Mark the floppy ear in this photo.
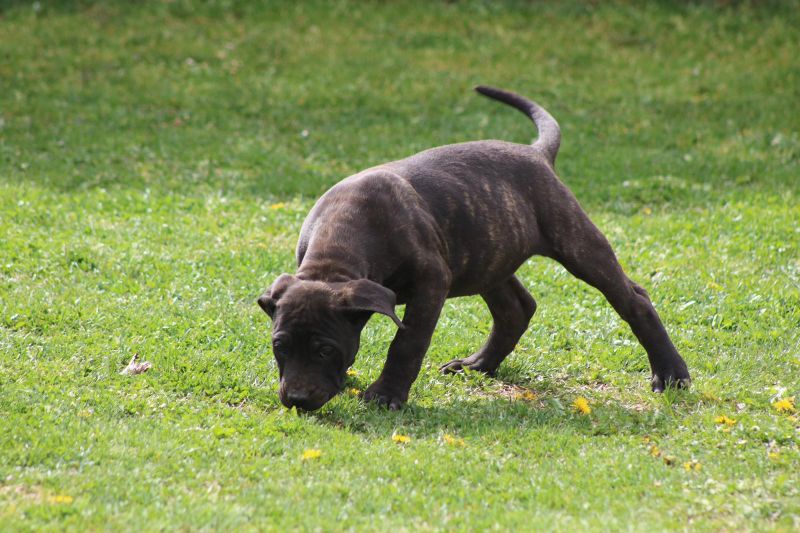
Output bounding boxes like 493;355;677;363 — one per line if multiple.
335;278;404;328
257;274;297;318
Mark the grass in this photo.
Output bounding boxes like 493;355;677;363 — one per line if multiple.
1;0;799;530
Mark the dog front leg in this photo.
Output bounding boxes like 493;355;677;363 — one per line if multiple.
363;286;447;409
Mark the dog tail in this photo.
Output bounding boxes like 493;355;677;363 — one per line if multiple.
475;85;561;165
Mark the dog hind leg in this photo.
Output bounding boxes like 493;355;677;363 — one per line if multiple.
440;275;536;376
549;220;690;391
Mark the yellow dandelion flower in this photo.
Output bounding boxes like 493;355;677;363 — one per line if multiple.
301;449;322;461
392;434;411;444
642;435;651;443
768;452;780;461
772;397;795;413
348;388;361;396
516;390;537;401
650;445;661;458
683;461;701;471
707;281;722;291
49;495;73;504
642;207;652;215
270;202;286;210
443;434;465;447
714;415;736;426
573;396;591;414
346;369;359;377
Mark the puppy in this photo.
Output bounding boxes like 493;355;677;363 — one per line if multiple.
258;86;690;411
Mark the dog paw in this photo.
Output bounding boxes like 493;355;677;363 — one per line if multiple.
651;373;691;393
362;383;407;410
439;358;466;374
439;356;497;376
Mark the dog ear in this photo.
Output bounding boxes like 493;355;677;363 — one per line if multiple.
257;274;297;318
335;279;404;328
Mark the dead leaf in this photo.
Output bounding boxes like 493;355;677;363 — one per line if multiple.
120;354;152;376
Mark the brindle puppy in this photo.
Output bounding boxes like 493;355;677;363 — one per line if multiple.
258;86;690;411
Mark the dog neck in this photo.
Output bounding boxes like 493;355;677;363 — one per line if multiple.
296;254;368;284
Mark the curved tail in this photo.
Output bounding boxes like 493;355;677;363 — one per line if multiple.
475;85;561;165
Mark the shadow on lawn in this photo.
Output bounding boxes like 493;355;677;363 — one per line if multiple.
312;380;692;441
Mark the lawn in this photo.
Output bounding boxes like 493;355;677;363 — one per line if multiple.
1;0;799;530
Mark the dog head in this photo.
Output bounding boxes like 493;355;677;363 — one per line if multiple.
258;274;402;411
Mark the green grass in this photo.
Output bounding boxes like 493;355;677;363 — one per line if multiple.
1;0;799;530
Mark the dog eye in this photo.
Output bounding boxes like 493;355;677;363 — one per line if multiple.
318;345;337;359
272;340;289;358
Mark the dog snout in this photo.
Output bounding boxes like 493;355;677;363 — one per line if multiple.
280;387;330;411
284;391;313;410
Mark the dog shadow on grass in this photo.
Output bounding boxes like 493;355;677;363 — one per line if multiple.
312;371;697;442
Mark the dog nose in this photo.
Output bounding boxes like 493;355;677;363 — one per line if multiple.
285;392;315;411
